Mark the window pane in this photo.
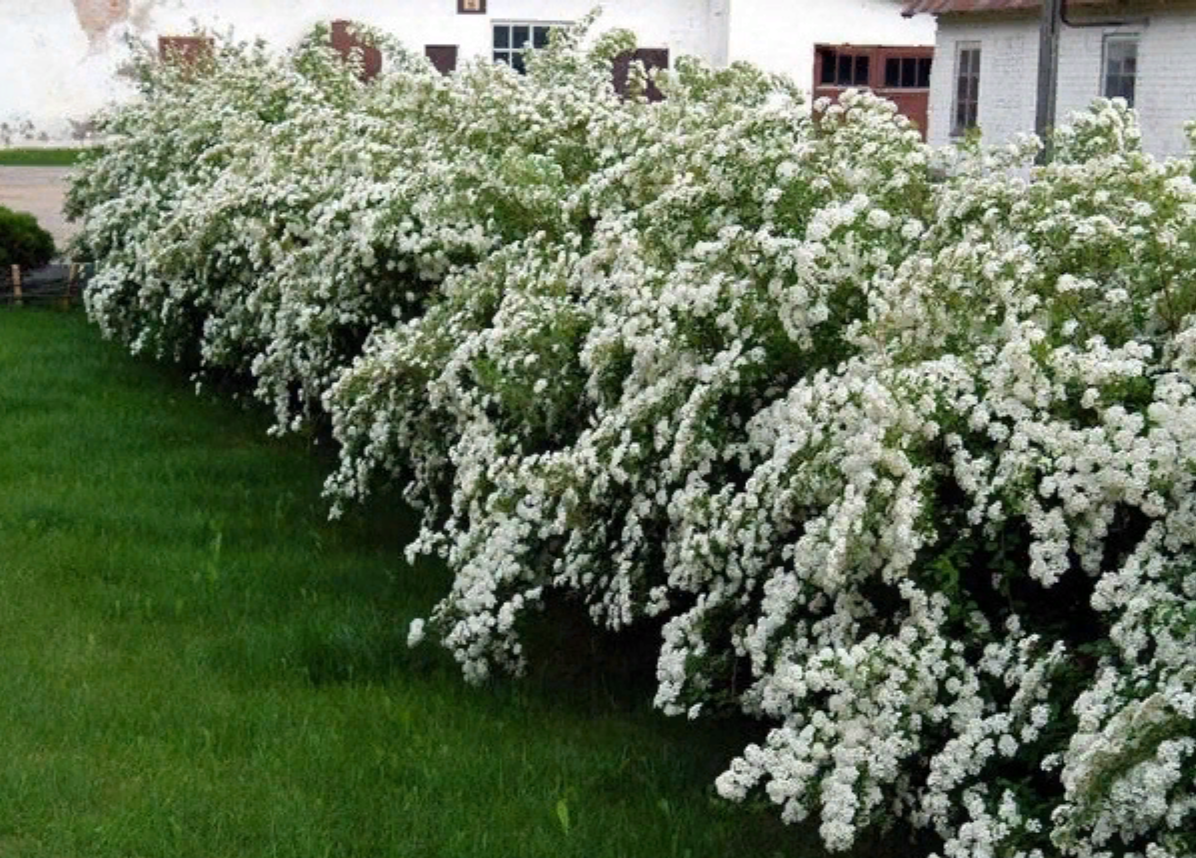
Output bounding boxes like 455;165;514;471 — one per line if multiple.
511;51;526;74
855;55;870;85
918;57;933;88
533;26;550;49
957;49;969;76
837;54;853;85
513;25;530;48
1103;37;1138;103
885;57;900;87
1108;40;1136;62
821;50;837;85
901;57;917;87
1113;75;1134;102
953;46;980;132
494;51;510;65
493;26;509;49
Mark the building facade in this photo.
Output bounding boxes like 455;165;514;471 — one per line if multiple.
904;0;1196;157
727;0;933;88
1;0;933;144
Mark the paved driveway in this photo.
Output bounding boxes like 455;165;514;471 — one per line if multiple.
0;167;77;254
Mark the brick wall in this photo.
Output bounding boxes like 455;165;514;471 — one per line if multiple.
928;13;1038;149
1101;7;1196;157
931;4;1196;158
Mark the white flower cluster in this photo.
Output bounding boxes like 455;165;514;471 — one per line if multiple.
70;25;1195;857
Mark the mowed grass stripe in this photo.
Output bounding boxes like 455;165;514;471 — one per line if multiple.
0;309;822;858
0;148;86;167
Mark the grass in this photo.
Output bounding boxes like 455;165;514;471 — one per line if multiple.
0;308;867;858
0;148;87;167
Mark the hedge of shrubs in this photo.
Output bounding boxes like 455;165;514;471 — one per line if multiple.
0;205;55;269
67;21;1196;858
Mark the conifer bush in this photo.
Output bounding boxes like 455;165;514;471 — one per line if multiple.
68;20;1195;858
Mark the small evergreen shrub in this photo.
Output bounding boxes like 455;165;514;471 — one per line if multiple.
0;206;55;269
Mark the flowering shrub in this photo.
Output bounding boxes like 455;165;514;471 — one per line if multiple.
68;20;1195;858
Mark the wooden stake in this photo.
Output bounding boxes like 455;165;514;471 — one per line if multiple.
11;265;21;307
64;263;79;309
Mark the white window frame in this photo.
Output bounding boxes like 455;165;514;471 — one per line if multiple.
1101;32;1139;107
952;41;982;136
492;20;570;73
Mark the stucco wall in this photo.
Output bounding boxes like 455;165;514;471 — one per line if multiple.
728;0;934;92
929;5;1196;158
0;0;725;143
2;0;137;142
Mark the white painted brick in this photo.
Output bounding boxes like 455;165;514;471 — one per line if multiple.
928;4;1196;158
927;14;1039;149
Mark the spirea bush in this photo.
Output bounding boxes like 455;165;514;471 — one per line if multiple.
68;19;1195;858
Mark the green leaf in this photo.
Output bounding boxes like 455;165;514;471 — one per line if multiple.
555;797;571;836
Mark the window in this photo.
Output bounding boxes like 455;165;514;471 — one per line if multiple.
1103;34;1138;107
612;48;670;102
426;45;458;76
884;55;932;89
493;22;562;74
953;42;981;134
818;48;871;87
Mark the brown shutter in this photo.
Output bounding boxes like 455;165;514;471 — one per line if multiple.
612;48;670;102
158;35;213;66
330;20;383;82
425;45;459;75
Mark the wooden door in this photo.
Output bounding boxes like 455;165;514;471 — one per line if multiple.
813;44;933;140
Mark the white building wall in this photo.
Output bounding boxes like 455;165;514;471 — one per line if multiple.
926;13;1039;149
0;0;724;143
928;5;1196;159
3;0;940;144
1057;5;1196;158
728;0;934;93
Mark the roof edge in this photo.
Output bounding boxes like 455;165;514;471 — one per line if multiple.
902;0;1110;16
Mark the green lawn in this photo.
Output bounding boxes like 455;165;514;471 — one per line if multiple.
0;309;851;858
0;148;87;167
